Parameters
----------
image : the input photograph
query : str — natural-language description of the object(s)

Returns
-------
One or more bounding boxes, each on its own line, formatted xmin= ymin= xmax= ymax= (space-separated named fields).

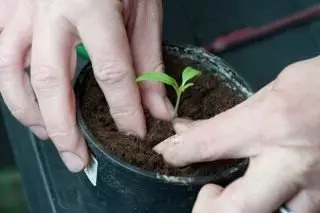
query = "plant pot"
xmin=74 ymin=44 xmax=253 ymax=213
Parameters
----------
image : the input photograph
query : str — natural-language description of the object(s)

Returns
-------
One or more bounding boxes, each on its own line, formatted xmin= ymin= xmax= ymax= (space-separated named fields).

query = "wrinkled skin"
xmin=0 ymin=0 xmax=172 ymax=172
xmin=155 ymin=56 xmax=320 ymax=213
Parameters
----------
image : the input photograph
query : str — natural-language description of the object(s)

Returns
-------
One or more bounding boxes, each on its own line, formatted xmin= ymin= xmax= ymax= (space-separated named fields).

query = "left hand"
xmin=155 ymin=56 xmax=320 ymax=213
xmin=0 ymin=0 xmax=168 ymax=173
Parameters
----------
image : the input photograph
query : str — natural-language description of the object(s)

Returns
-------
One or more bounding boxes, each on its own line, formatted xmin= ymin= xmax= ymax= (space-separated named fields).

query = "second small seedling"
xmin=136 ymin=67 xmax=201 ymax=117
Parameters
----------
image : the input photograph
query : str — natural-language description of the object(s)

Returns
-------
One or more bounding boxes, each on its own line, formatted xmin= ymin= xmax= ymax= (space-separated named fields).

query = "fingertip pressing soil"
xmin=80 ymin=55 xmax=245 ymax=177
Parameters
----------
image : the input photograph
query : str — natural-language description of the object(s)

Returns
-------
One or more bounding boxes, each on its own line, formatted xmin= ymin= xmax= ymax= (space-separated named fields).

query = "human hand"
xmin=0 ymin=0 xmax=17 ymax=31
xmin=155 ymin=56 xmax=320 ymax=212
xmin=0 ymin=0 xmax=171 ymax=172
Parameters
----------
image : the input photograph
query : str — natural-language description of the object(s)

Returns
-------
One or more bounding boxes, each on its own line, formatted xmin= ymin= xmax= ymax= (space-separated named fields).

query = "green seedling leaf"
xmin=136 ymin=66 xmax=202 ymax=118
xmin=181 ymin=67 xmax=201 ymax=86
xmin=180 ymin=83 xmax=194 ymax=93
xmin=136 ymin=72 xmax=179 ymax=88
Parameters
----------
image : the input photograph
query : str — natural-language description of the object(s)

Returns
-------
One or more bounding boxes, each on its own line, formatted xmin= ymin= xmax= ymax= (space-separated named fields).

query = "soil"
xmin=80 ymin=54 xmax=245 ymax=177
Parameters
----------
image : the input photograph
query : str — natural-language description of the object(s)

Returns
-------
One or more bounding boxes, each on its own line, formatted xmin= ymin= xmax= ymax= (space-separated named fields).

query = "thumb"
xmin=192 ymin=151 xmax=300 ymax=213
xmin=172 ymin=118 xmax=204 ymax=133
xmin=192 ymin=184 xmax=223 ymax=213
xmin=154 ymin=100 xmax=264 ymax=167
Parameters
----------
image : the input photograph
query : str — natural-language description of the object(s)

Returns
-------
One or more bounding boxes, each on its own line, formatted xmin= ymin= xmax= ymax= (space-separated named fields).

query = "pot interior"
xmin=75 ymin=44 xmax=252 ymax=185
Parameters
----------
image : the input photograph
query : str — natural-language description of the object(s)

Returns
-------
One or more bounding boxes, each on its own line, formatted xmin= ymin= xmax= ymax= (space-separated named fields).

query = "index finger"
xmin=76 ymin=4 xmax=146 ymax=138
xmin=31 ymin=9 xmax=89 ymax=172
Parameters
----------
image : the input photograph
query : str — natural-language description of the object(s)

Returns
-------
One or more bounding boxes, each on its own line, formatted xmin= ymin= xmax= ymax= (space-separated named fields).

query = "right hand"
xmin=0 ymin=0 xmax=172 ymax=172
xmin=0 ymin=0 xmax=17 ymax=30
xmin=155 ymin=56 xmax=320 ymax=213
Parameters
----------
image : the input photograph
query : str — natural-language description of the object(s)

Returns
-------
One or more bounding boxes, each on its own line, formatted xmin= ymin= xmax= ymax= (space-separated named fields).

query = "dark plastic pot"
xmin=74 ymin=44 xmax=253 ymax=213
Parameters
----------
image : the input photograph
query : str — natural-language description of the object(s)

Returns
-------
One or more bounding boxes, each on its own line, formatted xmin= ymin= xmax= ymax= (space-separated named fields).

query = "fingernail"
xmin=173 ymin=122 xmax=189 ymax=133
xmin=172 ymin=118 xmax=193 ymax=133
xmin=154 ymin=135 xmax=182 ymax=154
xmin=173 ymin=118 xmax=192 ymax=124
xmin=153 ymin=143 xmax=164 ymax=154
xmin=60 ymin=152 xmax=85 ymax=173
xmin=153 ymin=139 xmax=168 ymax=153
xmin=30 ymin=126 xmax=48 ymax=140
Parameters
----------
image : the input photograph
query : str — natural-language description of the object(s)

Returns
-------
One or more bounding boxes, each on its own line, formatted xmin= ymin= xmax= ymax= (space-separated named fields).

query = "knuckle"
xmin=69 ymin=0 xmax=121 ymax=24
xmin=283 ymin=61 xmax=304 ymax=72
xmin=264 ymin=84 xmax=292 ymax=126
xmin=93 ymin=60 xmax=130 ymax=85
xmin=31 ymin=65 xmax=62 ymax=91
xmin=11 ymin=106 xmax=31 ymax=124
xmin=139 ymin=64 xmax=165 ymax=90
xmin=277 ymin=64 xmax=299 ymax=81
xmin=9 ymin=105 xmax=40 ymax=127
xmin=52 ymin=0 xmax=89 ymax=24
xmin=139 ymin=63 xmax=164 ymax=76
xmin=47 ymin=125 xmax=79 ymax=150
xmin=269 ymin=93 xmax=290 ymax=116
xmin=277 ymin=59 xmax=313 ymax=83
xmin=110 ymin=106 xmax=141 ymax=120
xmin=47 ymin=128 xmax=70 ymax=138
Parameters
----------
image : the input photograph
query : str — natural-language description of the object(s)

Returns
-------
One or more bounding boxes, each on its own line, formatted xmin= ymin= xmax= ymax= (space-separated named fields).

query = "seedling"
xmin=136 ymin=67 xmax=201 ymax=117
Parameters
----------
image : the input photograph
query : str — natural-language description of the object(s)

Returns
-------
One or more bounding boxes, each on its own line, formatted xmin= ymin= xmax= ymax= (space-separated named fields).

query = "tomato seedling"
xmin=136 ymin=67 xmax=201 ymax=117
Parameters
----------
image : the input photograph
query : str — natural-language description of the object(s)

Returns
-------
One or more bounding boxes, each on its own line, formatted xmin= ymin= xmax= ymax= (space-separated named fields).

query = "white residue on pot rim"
xmin=156 ymin=173 xmax=194 ymax=184
xmin=165 ymin=45 xmax=253 ymax=98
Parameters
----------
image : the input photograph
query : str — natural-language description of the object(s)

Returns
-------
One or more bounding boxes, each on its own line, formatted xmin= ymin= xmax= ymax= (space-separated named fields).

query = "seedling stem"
xmin=136 ymin=67 xmax=201 ymax=118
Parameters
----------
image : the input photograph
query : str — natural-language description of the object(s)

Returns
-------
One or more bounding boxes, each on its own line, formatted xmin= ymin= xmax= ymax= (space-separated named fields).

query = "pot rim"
xmin=74 ymin=43 xmax=253 ymax=185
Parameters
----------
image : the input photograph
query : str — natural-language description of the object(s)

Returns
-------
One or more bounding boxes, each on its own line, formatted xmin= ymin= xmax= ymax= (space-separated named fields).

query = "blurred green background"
xmin=0 ymin=106 xmax=29 ymax=212
xmin=0 ymin=167 xmax=29 ymax=213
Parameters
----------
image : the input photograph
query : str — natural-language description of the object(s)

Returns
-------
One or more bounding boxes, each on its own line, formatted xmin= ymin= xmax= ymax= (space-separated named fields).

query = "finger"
xmin=31 ymin=8 xmax=88 ymax=172
xmin=154 ymin=99 xmax=263 ymax=166
xmin=0 ymin=0 xmax=18 ymax=30
xmin=192 ymin=184 xmax=223 ymax=213
xmin=128 ymin=0 xmax=173 ymax=120
xmin=70 ymin=46 xmax=77 ymax=80
xmin=77 ymin=3 xmax=146 ymax=137
xmin=0 ymin=8 xmax=47 ymax=139
xmin=172 ymin=118 xmax=206 ymax=134
xmin=173 ymin=118 xmax=194 ymax=133
xmin=287 ymin=189 xmax=320 ymax=213
xmin=193 ymin=151 xmax=300 ymax=213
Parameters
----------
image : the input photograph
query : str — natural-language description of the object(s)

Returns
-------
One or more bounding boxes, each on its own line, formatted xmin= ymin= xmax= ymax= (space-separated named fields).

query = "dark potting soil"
xmin=80 ymin=55 xmax=245 ymax=177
